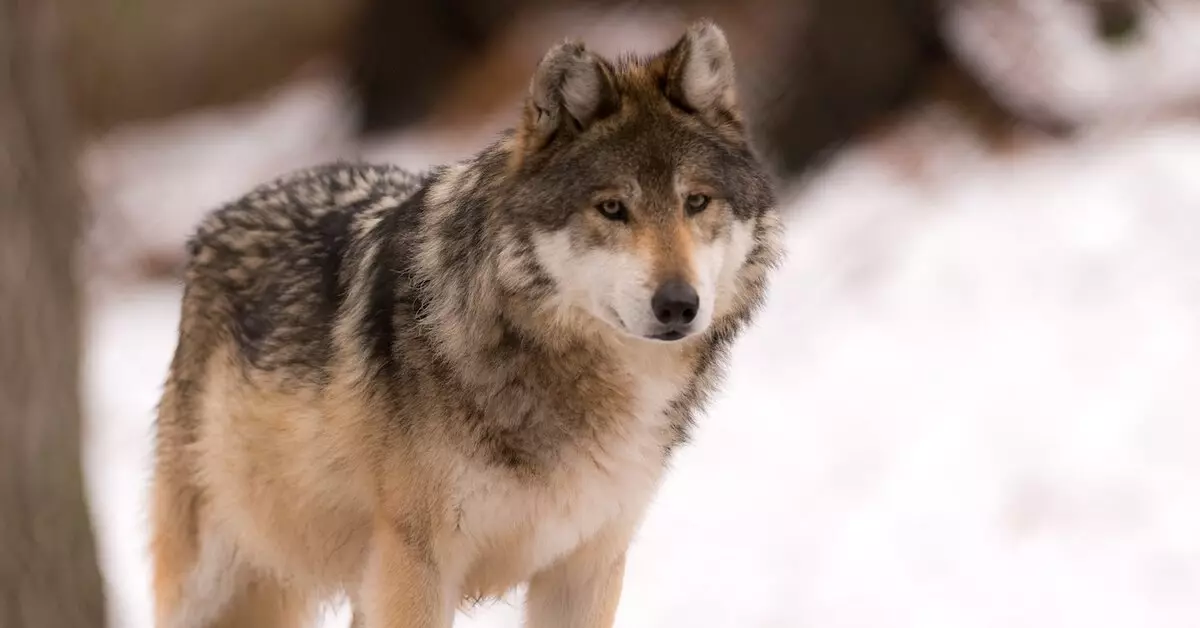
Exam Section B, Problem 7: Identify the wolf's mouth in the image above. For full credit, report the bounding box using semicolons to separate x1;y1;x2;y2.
650;330;686;342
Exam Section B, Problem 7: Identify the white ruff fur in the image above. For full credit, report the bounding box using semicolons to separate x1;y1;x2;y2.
450;338;689;595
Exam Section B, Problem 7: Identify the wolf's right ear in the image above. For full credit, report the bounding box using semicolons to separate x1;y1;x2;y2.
518;41;618;152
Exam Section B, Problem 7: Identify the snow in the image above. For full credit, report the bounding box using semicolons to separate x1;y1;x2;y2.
944;0;1200;127
82;75;1200;628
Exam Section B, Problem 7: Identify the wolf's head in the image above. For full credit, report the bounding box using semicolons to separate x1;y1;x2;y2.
501;20;777;343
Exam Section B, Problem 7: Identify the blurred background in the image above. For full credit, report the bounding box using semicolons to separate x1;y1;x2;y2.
3;0;1200;626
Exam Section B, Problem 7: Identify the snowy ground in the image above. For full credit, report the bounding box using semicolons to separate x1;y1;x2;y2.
81;75;1200;627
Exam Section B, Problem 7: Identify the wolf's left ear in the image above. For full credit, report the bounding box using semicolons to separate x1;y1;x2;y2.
520;40;618;152
665;20;739;124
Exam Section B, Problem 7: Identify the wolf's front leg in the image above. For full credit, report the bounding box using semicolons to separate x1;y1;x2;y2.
357;518;454;628
526;527;631;628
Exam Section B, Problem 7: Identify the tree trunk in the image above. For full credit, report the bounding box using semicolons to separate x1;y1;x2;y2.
0;0;108;626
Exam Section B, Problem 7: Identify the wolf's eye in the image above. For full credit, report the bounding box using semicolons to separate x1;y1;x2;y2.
685;193;711;215
596;199;629;222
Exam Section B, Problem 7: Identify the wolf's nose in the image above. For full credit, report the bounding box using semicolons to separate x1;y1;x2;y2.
652;280;699;326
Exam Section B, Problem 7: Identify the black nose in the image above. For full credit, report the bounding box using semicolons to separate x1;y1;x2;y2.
651;280;699;326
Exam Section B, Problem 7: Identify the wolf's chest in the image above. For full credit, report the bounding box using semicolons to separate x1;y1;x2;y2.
449;337;700;598
455;438;663;580
453;368;684;591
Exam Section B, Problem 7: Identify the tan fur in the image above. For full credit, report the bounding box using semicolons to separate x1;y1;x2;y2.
638;211;697;288
151;20;781;628
152;325;694;625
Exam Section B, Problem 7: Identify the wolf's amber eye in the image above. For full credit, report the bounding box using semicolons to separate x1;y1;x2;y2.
596;199;629;222
685;193;711;215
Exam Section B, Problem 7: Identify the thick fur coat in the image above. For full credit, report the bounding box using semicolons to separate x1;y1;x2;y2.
151;20;783;628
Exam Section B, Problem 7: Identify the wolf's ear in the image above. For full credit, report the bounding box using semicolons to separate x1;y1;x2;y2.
521;40;618;148
664;20;739;123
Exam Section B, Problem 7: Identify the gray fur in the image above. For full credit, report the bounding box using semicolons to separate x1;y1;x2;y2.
153;20;784;626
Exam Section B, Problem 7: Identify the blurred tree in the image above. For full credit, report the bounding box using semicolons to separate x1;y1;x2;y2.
0;0;108;626
1094;0;1144;44
55;0;356;133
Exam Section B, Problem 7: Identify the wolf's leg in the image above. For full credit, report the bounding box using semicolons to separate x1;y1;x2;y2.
206;574;311;628
149;468;200;627
525;528;629;628
149;469;241;628
151;492;310;628
356;517;453;628
150;411;311;627
150;397;237;628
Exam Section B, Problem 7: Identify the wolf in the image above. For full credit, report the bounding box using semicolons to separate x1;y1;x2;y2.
150;20;783;628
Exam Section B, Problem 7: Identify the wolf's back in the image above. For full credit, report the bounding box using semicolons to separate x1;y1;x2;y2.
177;162;424;377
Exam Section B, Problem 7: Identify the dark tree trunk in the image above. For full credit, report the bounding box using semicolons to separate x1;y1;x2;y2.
0;0;108;626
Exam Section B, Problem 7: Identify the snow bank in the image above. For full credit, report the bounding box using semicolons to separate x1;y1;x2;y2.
82;71;1200;628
